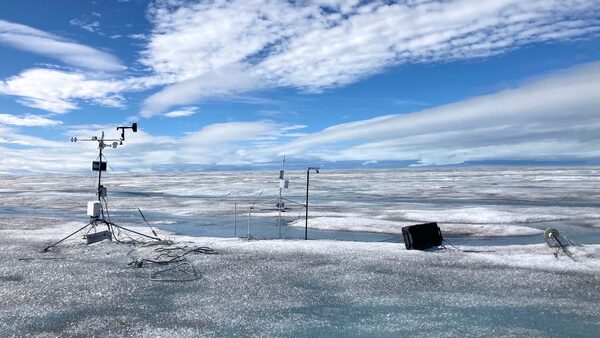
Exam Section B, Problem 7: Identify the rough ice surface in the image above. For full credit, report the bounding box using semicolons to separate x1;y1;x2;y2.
1;168;600;336
289;217;543;236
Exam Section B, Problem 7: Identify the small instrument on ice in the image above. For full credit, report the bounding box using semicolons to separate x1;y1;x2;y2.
544;228;574;260
402;222;443;250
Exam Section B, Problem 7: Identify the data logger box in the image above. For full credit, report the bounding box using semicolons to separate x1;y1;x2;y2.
86;230;112;244
92;161;107;171
87;201;102;217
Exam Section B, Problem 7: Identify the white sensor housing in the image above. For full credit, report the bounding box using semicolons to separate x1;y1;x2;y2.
87;201;101;217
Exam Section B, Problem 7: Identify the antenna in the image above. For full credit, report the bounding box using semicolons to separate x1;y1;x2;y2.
43;123;160;252
277;155;289;238
305;166;320;240
247;189;263;240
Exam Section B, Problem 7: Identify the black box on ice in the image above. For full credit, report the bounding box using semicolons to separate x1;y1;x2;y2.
402;222;443;250
86;230;112;244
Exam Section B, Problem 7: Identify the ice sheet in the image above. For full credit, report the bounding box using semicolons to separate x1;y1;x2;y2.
1;168;600;335
289;216;543;236
1;220;599;336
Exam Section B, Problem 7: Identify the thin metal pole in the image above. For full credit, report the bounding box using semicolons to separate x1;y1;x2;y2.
278;155;285;239
247;206;251;239
43;222;93;252
97;146;103;202
107;222;161;241
234;203;237;237
278;186;282;238
305;168;309;240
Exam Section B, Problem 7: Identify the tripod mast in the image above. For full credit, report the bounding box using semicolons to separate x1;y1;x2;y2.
42;123;160;252
97;140;103;202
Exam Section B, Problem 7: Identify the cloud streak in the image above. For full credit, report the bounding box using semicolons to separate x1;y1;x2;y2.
0;19;123;72
0;113;62;127
3;61;600;172
276;61;600;164
140;65;259;118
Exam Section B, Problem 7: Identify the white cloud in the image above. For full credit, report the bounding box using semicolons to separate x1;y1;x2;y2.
140;65;259;117
0;113;62;127
276;61;600;164
0;68;128;113
165;107;197;118
183;121;277;145
260;0;600;89
0;19;123;71
141;0;600;95
128;34;147;40
69;18;100;33
1;1;599;119
141;0;306;80
3;58;600;173
0;124;67;148
0;120;299;172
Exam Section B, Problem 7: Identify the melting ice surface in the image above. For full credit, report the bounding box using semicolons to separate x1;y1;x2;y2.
2;167;600;243
1;167;600;336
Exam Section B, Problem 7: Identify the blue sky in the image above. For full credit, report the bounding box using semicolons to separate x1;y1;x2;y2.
1;0;600;173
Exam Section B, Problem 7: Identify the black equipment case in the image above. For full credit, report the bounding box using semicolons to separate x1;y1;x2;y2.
402;222;443;250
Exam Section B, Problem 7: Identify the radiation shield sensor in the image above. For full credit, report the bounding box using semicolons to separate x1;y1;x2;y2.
544;228;570;248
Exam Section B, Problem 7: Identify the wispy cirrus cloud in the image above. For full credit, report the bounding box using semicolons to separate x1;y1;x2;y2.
140;65;260;117
0;19;123;71
3;1;598;118
0;113;62;127
258;0;600;89
69;18;100;33
138;0;600;116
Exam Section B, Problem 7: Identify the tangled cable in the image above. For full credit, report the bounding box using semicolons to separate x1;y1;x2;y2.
128;243;217;282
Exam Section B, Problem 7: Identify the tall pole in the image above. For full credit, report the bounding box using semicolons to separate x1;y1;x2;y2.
278;186;282;238
278;155;285;239
248;206;251;239
234;203;237;237
305;168;309;240
97;146;103;202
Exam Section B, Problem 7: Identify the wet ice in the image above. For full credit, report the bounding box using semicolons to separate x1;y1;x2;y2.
1;168;600;336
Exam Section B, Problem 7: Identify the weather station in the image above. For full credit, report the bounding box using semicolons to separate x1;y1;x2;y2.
43;123;161;251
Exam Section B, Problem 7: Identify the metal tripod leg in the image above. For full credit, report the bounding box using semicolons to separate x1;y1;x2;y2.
42;221;93;252
43;218;161;252
106;221;162;241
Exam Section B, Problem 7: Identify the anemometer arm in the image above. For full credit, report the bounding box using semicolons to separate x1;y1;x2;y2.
70;123;138;147
117;123;137;144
